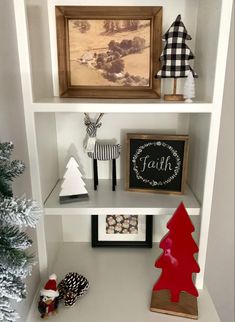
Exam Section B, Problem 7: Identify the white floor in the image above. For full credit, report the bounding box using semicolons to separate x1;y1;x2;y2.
27;243;220;322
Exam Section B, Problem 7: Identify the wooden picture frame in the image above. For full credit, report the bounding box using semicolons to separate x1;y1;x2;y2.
126;134;189;195
91;215;153;248
55;6;162;98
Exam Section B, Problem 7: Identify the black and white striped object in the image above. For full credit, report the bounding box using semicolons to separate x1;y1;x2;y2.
155;15;197;79
86;123;100;138
88;143;121;161
58;273;89;307
84;115;103;138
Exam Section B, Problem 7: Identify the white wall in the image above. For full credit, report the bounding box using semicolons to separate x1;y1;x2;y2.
205;6;234;322
0;1;40;321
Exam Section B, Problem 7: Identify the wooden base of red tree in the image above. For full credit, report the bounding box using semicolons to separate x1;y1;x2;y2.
150;290;198;320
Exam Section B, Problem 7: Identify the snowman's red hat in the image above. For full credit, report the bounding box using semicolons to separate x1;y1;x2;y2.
40;274;59;298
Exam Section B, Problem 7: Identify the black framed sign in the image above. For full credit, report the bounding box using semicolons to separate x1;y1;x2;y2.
126;134;189;195
91;215;153;248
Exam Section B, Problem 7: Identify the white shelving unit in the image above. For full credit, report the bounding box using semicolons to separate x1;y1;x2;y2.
13;0;233;321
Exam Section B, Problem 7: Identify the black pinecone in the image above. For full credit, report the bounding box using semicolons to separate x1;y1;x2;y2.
58;272;89;307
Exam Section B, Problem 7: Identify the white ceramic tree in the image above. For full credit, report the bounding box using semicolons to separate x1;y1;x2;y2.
59;157;88;203
183;71;195;102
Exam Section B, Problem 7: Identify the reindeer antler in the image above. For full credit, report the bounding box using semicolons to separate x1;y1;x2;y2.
96;113;104;125
84;113;91;126
84;113;104;126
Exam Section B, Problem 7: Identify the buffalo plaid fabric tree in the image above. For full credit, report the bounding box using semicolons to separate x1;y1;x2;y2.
156;15;197;101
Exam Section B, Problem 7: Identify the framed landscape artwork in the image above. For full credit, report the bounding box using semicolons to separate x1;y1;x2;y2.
126;134;189;195
91;215;153;247
56;6;162;98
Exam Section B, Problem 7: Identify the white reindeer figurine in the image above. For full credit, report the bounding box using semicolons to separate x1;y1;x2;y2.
84;113;121;191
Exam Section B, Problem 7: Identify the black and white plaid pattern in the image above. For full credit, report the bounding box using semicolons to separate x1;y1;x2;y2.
58;273;89;307
156;15;197;78
88;143;121;161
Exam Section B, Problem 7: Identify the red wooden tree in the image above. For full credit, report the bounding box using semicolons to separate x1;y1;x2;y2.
153;202;200;302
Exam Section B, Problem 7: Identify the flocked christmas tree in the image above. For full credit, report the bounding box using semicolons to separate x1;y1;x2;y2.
150;202;200;319
0;142;41;322
155;15;197;101
59;157;88;204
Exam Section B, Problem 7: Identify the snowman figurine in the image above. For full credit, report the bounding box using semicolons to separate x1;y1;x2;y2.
38;274;59;319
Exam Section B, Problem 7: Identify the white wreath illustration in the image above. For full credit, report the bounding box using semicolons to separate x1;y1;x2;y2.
132;141;181;187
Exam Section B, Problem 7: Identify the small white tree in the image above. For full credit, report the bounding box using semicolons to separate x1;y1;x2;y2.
59;157;88;203
183;71;195;102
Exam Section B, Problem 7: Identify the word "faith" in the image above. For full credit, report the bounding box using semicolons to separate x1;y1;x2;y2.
139;155;173;172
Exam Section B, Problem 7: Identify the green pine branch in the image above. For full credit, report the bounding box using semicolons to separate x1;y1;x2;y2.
0;226;34;278
0;161;25;198
0;142;14;161
0;160;25;181
0;247;33;277
0;181;12;199
0;268;26;301
0;297;19;322
0;226;32;250
0;142;25;198
0;197;41;228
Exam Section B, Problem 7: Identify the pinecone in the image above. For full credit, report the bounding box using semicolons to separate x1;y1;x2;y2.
58;272;89;307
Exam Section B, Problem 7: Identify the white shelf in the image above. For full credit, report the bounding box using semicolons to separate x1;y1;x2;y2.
44;179;200;215
33;98;213;113
27;243;220;322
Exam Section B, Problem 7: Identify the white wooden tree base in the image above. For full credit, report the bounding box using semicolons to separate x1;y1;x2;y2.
59;193;89;204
